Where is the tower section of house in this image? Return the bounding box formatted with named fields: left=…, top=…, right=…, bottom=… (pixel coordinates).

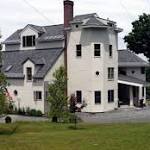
left=66, top=11, right=122, bottom=112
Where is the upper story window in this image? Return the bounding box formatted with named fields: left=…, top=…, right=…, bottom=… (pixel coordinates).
left=95, top=91, right=101, bottom=104
left=26, top=67, right=32, bottom=81
left=76, top=44, right=82, bottom=57
left=94, top=44, right=101, bottom=57
left=108, top=67, right=114, bottom=80
left=141, top=67, right=145, bottom=74
left=23, top=35, right=36, bottom=47
left=109, top=45, right=112, bottom=57
left=76, top=90, right=82, bottom=103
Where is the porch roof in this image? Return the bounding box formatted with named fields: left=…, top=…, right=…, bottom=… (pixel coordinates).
left=118, top=75, right=147, bottom=87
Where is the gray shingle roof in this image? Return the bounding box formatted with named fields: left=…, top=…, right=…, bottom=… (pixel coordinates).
left=2, top=48, right=63, bottom=79
left=118, top=74, right=146, bottom=85
left=3, top=24, right=64, bottom=44
left=73, top=13, right=117, bottom=27
left=118, top=50, right=149, bottom=67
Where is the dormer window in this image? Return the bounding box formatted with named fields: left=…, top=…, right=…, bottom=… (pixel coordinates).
left=26, top=67, right=32, bottom=81
left=23, top=35, right=35, bottom=47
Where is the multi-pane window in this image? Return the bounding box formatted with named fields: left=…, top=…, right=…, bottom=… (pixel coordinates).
left=95, top=91, right=101, bottom=104
left=26, top=67, right=32, bottom=81
left=108, top=90, right=114, bottom=103
left=76, top=91, right=82, bottom=103
left=109, top=45, right=112, bottom=57
left=34, top=91, right=42, bottom=101
left=141, top=67, right=145, bottom=74
left=23, top=35, right=36, bottom=47
left=76, top=44, right=82, bottom=57
left=94, top=44, right=101, bottom=56
left=108, top=67, right=114, bottom=80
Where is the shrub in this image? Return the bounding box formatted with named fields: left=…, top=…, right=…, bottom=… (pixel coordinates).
left=5, top=116, right=12, bottom=124
left=36, top=110, right=43, bottom=117
left=26, top=107, right=31, bottom=116
left=30, top=109, right=37, bottom=116
left=18, top=108, right=26, bottom=115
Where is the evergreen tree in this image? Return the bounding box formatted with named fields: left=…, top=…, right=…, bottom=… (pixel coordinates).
left=48, top=66, right=68, bottom=122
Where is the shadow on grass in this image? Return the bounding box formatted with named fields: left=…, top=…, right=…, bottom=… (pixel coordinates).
left=68, top=125, right=86, bottom=130
left=0, top=124, right=18, bottom=135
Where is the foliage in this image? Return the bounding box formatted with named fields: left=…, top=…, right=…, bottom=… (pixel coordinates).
left=0, top=35, right=8, bottom=115
left=48, top=66, right=68, bottom=122
left=69, top=94, right=86, bottom=129
left=124, top=13, right=150, bottom=61
left=5, top=116, right=12, bottom=124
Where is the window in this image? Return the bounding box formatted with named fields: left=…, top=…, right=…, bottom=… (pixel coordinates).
left=108, top=90, right=114, bottom=103
left=141, top=67, right=145, bottom=74
left=94, top=44, right=101, bottom=56
left=108, top=68, right=114, bottom=80
left=26, top=67, right=32, bottom=81
left=23, top=35, right=36, bottom=47
left=119, top=68, right=126, bottom=75
left=142, top=87, right=145, bottom=97
left=76, top=91, right=82, bottom=103
left=76, top=44, right=82, bottom=57
left=95, top=91, right=101, bottom=104
left=34, top=91, right=42, bottom=101
left=109, top=45, right=112, bottom=57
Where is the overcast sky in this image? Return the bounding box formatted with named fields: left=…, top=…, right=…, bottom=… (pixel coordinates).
left=0, top=0, right=149, bottom=50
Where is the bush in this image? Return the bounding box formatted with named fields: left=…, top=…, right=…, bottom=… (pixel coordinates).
left=18, top=107, right=26, bottom=115
left=30, top=109, right=37, bottom=116
left=26, top=107, right=31, bottom=116
left=36, top=110, right=43, bottom=117
left=5, top=116, right=12, bottom=124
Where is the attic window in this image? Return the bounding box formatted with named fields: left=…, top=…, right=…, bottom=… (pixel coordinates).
left=23, top=35, right=35, bottom=47
left=26, top=67, right=32, bottom=81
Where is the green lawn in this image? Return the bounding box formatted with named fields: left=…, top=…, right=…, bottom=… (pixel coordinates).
left=0, top=122, right=150, bottom=150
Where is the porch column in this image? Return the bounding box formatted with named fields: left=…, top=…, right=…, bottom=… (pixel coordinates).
left=129, top=86, right=133, bottom=106
left=144, top=87, right=146, bottom=104
left=139, top=86, right=143, bottom=100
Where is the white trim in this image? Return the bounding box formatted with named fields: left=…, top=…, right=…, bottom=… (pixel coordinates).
left=118, top=80, right=143, bottom=87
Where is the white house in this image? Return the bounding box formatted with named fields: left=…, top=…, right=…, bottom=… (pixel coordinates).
left=2, top=0, right=149, bottom=113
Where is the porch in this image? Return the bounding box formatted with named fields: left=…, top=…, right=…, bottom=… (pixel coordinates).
left=118, top=75, right=146, bottom=107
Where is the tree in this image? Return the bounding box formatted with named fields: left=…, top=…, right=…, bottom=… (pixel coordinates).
left=0, top=34, right=8, bottom=115
left=124, top=13, right=150, bottom=61
left=48, top=66, right=68, bottom=122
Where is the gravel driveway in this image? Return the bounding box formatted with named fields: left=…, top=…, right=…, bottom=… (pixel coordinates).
left=1, top=107, right=150, bottom=124
left=0, top=115, right=49, bottom=123
left=77, top=106, right=150, bottom=123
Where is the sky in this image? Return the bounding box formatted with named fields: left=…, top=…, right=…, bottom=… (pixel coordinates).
left=0, top=0, right=149, bottom=57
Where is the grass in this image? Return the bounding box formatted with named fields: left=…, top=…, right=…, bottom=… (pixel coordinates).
left=1, top=122, right=150, bottom=150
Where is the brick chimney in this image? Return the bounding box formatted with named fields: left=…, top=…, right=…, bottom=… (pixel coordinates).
left=64, top=0, right=74, bottom=28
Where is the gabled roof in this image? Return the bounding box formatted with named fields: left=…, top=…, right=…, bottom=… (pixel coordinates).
left=118, top=50, right=149, bottom=67
left=3, top=24, right=64, bottom=44
left=2, top=48, right=63, bottom=79
left=3, top=13, right=122, bottom=45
